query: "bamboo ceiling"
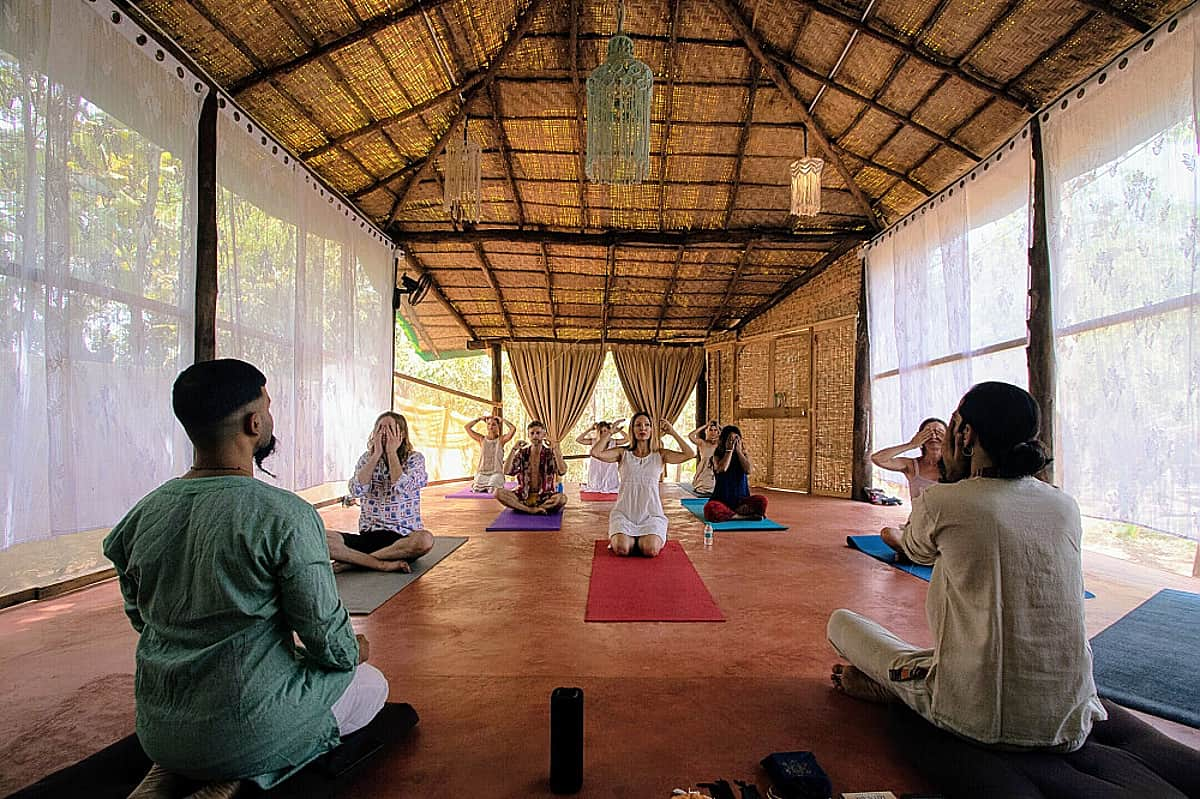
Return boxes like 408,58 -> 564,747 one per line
132,0 -> 1187,352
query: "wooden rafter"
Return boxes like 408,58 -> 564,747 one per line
956,1 -> 1023,68
714,0 -> 882,231
472,242 -> 515,339
539,242 -> 557,338
228,0 -> 455,94
722,63 -> 760,229
657,0 -> 682,231
386,0 -> 546,229
911,0 -> 954,46
349,158 -> 425,200
797,0 -> 1037,111
398,228 -> 870,246
653,246 -> 686,339
835,52 -> 908,142
401,248 -> 480,341
706,244 -> 754,335
488,83 -> 526,228
1003,11 -> 1099,94
570,0 -> 589,231
601,244 -> 615,341
182,0 -> 381,188
1075,0 -> 1150,33
735,239 -> 859,330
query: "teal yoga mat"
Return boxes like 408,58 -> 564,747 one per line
679,497 -> 787,530
1091,589 -> 1200,728
846,534 -> 1094,599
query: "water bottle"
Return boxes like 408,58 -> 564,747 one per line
703,523 -> 714,547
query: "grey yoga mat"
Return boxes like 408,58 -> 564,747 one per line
335,536 -> 468,614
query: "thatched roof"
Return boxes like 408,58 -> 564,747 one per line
131,0 -> 1186,351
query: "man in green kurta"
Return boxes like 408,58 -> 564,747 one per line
103,359 -> 388,789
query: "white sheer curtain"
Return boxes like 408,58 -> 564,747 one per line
0,0 -> 201,551
216,114 -> 392,492
1044,9 -> 1200,539
866,136 -> 1031,495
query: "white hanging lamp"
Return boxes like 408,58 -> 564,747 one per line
443,115 -> 482,223
790,126 -> 824,217
586,1 -> 653,185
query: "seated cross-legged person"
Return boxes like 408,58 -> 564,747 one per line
828,381 -> 1107,752
703,425 -> 768,522
103,359 -> 388,791
494,420 -> 567,515
466,414 -> 515,493
593,413 -> 694,557
326,412 -> 434,573
687,420 -> 722,496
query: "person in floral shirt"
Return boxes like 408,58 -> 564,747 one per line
326,412 -> 433,572
495,420 -> 567,515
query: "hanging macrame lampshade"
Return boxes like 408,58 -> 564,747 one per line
789,128 -> 824,217
443,122 -> 482,223
586,5 -> 653,185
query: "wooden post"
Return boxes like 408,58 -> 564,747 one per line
851,257 -> 873,500
1028,118 -> 1056,484
695,360 -> 708,429
490,342 -> 503,414
194,92 -> 218,363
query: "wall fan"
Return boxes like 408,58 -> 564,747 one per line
394,273 -> 432,308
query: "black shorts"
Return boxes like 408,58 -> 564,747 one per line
341,529 -> 402,554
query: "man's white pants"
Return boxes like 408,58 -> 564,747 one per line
827,608 -> 935,717
331,663 -> 389,736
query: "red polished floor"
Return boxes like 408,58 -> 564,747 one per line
2,483 -> 1198,797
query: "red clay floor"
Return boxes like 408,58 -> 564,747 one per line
2,483 -> 1198,797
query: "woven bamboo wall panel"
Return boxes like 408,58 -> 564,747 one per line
812,319 -> 855,498
771,332 -> 812,492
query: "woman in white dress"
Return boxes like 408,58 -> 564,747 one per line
590,412 -> 694,557
575,419 -> 627,493
466,415 -> 516,492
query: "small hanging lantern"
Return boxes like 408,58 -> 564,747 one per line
790,127 -> 824,217
443,116 -> 482,223
586,1 -> 653,185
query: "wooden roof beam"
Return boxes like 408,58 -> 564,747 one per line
795,0 -> 1037,111
397,227 -> 871,246
539,242 -> 558,338
1003,11 -> 1100,94
1075,0 -> 1150,33
653,246 -> 686,340
570,0 -> 589,231
657,0 -> 682,232
472,242 -> 515,339
714,0 -> 882,231
228,0 -> 455,95
735,239 -> 859,331
387,0 -> 546,229
706,244 -> 753,335
400,248 -> 480,341
601,245 -> 615,341
488,83 -> 526,228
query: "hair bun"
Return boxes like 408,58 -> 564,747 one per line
1000,439 -> 1050,478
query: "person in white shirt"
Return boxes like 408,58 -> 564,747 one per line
828,381 -> 1106,752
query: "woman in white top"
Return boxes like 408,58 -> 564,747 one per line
687,420 -> 721,495
575,419 -> 627,493
590,412 -> 694,557
872,417 -> 946,551
465,414 -> 515,493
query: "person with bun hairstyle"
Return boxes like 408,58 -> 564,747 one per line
828,382 -> 1107,752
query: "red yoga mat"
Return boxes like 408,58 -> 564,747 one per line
584,540 -> 724,622
579,491 -> 618,501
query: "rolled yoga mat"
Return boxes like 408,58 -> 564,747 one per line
335,536 -> 467,614
846,534 -> 1095,598
579,490 -> 618,501
444,482 -> 516,499
678,497 -> 787,530
1091,588 -> 1200,728
485,507 -> 564,531
584,539 -> 724,622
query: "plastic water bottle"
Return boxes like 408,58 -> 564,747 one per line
703,523 -> 714,548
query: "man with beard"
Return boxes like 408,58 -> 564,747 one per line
827,382 -> 1106,752
103,359 -> 387,790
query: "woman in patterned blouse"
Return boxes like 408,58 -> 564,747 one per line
326,412 -> 434,572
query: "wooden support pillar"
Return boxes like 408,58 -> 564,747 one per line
851,257 -> 873,500
695,361 -> 708,429
490,342 -> 503,414
1028,118 -> 1056,484
194,92 -> 218,363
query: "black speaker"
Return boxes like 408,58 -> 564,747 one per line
549,687 -> 583,793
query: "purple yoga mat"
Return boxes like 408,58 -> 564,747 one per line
485,508 -> 564,531
444,482 -> 516,499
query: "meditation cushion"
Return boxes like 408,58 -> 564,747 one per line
888,699 -> 1200,799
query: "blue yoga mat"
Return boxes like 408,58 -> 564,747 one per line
1091,589 -> 1200,728
679,498 -> 787,530
846,535 -> 1095,599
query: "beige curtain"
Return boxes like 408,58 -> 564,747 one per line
505,342 -> 605,443
612,344 -> 705,424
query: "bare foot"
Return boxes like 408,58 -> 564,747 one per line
831,663 -> 895,704
331,561 -> 355,573
379,559 -> 412,573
